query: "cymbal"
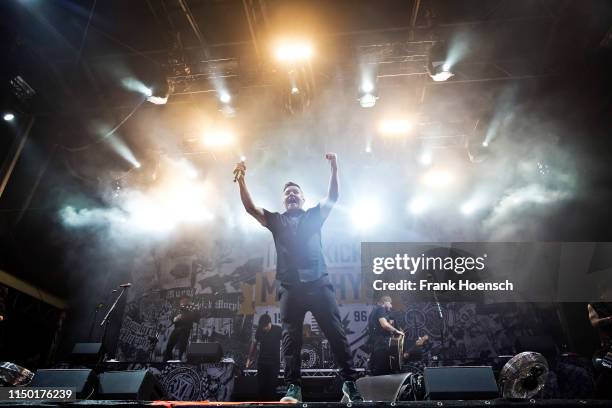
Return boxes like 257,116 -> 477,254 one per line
499,351 -> 549,399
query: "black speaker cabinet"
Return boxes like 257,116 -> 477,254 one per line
341,373 -> 413,402
186,342 -> 223,363
71,342 -> 105,364
98,370 -> 165,400
424,366 -> 499,400
30,369 -> 97,399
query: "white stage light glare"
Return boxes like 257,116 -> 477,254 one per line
442,63 -> 451,72
146,95 -> 168,105
379,119 -> 412,135
365,146 -> 372,153
461,201 -> 474,215
359,93 -> 377,108
3,113 -> 15,122
482,141 -> 489,147
219,92 -> 231,103
430,71 -> 454,82
135,162 -> 142,169
422,170 -> 453,187
351,200 -> 381,230
361,81 -> 374,93
291,86 -> 299,94
275,41 -> 313,62
460,199 -> 482,215
408,197 -> 428,215
202,129 -> 235,147
240,155 -> 246,162
419,152 -> 432,166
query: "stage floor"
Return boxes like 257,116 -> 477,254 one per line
0,400 -> 610,407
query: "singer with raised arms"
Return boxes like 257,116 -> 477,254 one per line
233,154 -> 363,403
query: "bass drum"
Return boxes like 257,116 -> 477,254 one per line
300,344 -> 319,369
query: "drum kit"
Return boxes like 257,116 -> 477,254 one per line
279,338 -> 335,369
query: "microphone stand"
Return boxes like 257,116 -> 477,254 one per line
428,273 -> 445,366
100,286 -> 128,360
88,302 -> 105,342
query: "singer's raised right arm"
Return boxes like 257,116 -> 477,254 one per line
236,163 -> 267,226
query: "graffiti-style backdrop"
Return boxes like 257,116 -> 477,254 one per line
115,232 -> 565,369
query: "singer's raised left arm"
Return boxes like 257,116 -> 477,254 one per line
320,152 -> 339,220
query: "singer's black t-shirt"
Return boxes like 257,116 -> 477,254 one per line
174,308 -> 200,330
263,204 -> 328,285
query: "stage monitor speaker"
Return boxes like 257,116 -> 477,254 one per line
424,366 -> 499,400
98,370 -> 165,400
29,369 -> 97,399
71,342 -> 105,364
186,342 -> 223,363
340,373 -> 412,402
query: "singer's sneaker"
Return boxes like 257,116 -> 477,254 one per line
342,380 -> 363,402
280,384 -> 302,403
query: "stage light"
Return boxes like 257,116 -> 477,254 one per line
219,92 -> 231,104
147,95 -> 168,105
460,199 -> 481,216
365,145 -> 372,153
202,129 -> 235,148
3,113 -> 15,122
358,79 -> 377,108
422,170 -> 453,187
408,197 -> 428,215
419,152 -> 432,166
361,81 -> 374,93
430,70 -> 454,82
240,155 -> 246,162
122,75 -> 169,104
135,162 -> 142,169
145,79 -> 170,105
379,119 -> 412,135
275,41 -> 313,62
291,86 -> 299,94
482,141 -> 489,147
427,42 -> 455,82
351,200 -> 382,230
359,93 -> 377,108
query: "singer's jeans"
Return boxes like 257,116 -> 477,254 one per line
278,278 -> 357,386
164,327 -> 190,361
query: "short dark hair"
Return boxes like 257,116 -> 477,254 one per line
258,313 -> 272,326
378,295 -> 392,304
283,181 -> 301,192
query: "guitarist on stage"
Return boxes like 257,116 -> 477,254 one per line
164,296 -> 200,361
366,295 -> 404,375
367,296 -> 429,375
